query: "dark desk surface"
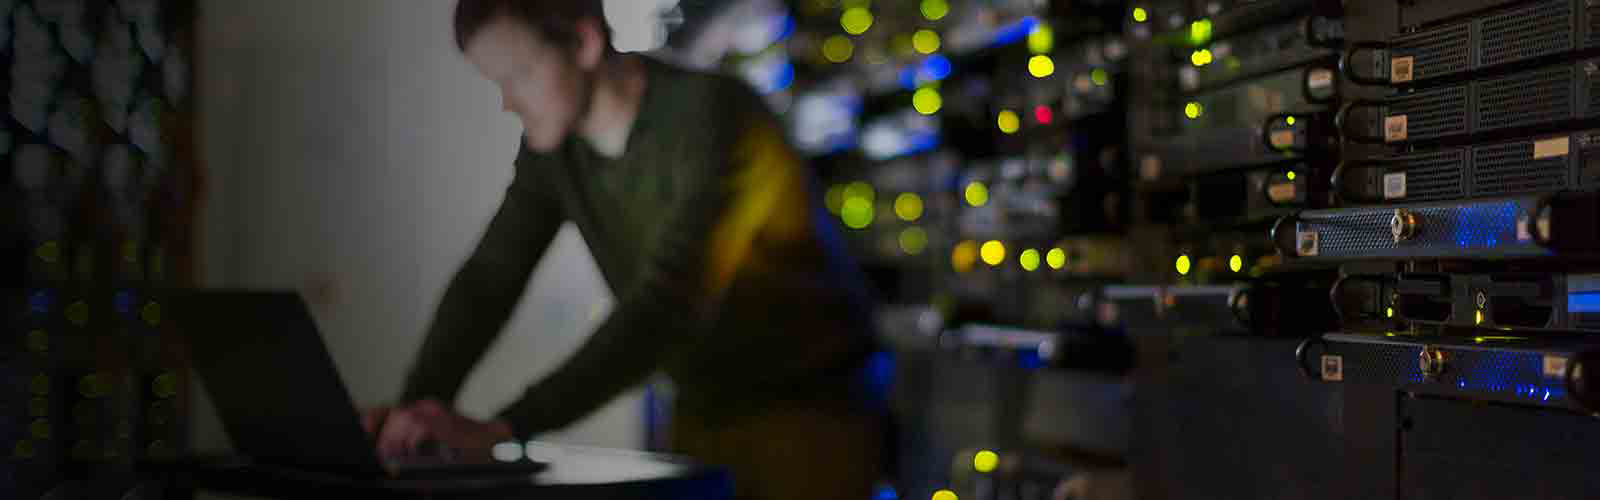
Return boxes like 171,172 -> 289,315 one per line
190,442 -> 732,500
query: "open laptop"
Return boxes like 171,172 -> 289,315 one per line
174,290 -> 548,484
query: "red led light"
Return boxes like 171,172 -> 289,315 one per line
1035,105 -> 1053,124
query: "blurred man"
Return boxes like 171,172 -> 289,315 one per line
362,1 -> 885,499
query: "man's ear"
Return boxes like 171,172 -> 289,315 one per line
573,18 -> 606,70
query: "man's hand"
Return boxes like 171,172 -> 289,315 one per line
368,399 -> 516,461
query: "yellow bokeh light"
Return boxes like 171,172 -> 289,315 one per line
894,193 -> 924,221
913,29 -> 941,54
997,110 -> 1021,134
933,490 -> 960,500
1287,171 -> 1297,180
1091,68 -> 1109,86
1175,254 -> 1192,275
1229,254 -> 1243,273
1476,309 -> 1485,325
1386,307 -> 1395,318
1190,49 -> 1213,66
1020,249 -> 1041,271
899,226 -> 928,255
1286,115 -> 1297,126
841,197 -> 874,229
1028,24 -> 1054,54
1028,55 -> 1056,78
1132,7 -> 1149,23
913,87 -> 943,115
1046,248 -> 1066,270
825,184 -> 846,214
964,182 -> 989,207
922,0 -> 950,21
1184,102 -> 1203,119
844,181 -> 875,203
1190,19 -> 1214,45
842,7 -> 874,35
981,241 -> 1006,266
822,35 -> 855,63
974,450 -> 1000,473
952,240 -> 979,273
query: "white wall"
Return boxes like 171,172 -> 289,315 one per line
192,0 -> 643,455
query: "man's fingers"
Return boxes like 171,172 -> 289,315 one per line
361,407 -> 391,435
377,410 -> 427,459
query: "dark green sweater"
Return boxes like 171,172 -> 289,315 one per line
398,58 -> 876,441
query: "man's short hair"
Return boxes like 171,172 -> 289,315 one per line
454,0 -> 610,54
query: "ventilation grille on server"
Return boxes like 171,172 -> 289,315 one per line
1335,342 -> 1423,384
1587,62 -> 1600,115
1392,22 -> 1472,81
1479,0 -> 1575,68
1299,200 -> 1525,256
1389,85 -> 1470,141
1588,2 -> 1600,49
1389,149 -> 1467,201
1477,64 -> 1575,131
1473,139 -> 1570,196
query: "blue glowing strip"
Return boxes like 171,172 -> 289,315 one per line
1569,291 -> 1600,313
989,16 -> 1040,47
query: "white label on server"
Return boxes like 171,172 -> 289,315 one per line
1385,115 -> 1408,142
1307,68 -> 1334,91
1534,136 -> 1571,159
1518,217 -> 1532,241
1321,355 -> 1344,381
1544,355 -> 1569,378
1297,231 -> 1320,257
1391,56 -> 1415,83
1383,172 -> 1407,199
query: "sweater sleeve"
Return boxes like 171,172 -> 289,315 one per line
399,142 -> 567,406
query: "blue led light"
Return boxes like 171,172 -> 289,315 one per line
28,290 -> 53,314
990,17 -> 1040,47
114,291 -> 135,314
775,14 -> 796,42
923,55 -> 952,80
771,62 -> 795,92
1570,292 -> 1600,313
900,67 -> 919,90
1450,202 -> 1519,249
874,485 -> 899,500
1017,349 -> 1045,370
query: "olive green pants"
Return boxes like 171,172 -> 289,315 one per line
669,403 -> 884,500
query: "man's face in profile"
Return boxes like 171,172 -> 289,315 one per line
463,15 -> 587,153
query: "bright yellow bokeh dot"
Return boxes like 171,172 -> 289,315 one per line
1046,248 -> 1066,270
1190,19 -> 1214,45
922,0 -> 950,21
1175,254 -> 1192,275
974,450 -> 1000,473
1386,307 -> 1395,318
1019,249 -> 1041,271
1286,171 -> 1297,181
1476,309 -> 1485,325
1028,55 -> 1055,78
1190,49 -> 1213,66
894,193 -> 924,221
844,181 -> 875,203
964,182 -> 989,207
842,7 -> 874,35
952,240 -> 979,273
1027,24 -> 1054,54
1286,115 -> 1297,126
1184,102 -> 1203,119
825,184 -> 846,214
997,110 -> 1021,134
913,87 -> 943,115
933,490 -> 959,500
822,35 -> 855,63
1132,7 -> 1149,23
899,226 -> 928,255
913,29 -> 941,54
981,241 -> 1006,266
1091,68 -> 1109,86
1229,254 -> 1243,273
841,197 -> 874,229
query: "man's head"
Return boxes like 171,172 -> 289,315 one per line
456,0 -> 612,152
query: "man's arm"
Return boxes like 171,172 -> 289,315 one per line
398,146 -> 566,406
494,114 -> 810,440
